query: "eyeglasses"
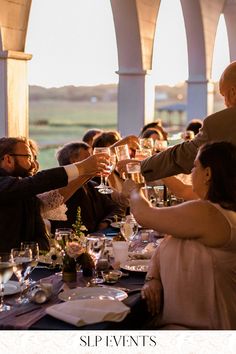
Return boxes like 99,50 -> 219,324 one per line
9,154 -> 32,162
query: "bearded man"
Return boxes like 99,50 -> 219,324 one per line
0,137 -> 109,252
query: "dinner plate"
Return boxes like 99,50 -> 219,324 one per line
4,281 -> 20,295
128,251 -> 152,260
110,222 -> 123,229
58,286 -> 128,302
120,259 -> 150,272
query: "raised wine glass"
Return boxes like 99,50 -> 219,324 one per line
98,152 -> 116,194
0,253 -> 14,312
11,248 -> 32,305
93,147 -> 110,189
86,233 -> 106,284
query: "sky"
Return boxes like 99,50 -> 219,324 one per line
25,0 -> 230,88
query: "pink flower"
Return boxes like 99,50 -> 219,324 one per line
66,242 -> 85,258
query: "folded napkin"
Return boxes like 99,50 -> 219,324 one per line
46,299 -> 130,327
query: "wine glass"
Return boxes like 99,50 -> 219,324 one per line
126,162 -> 144,184
139,138 -> 154,151
120,215 -> 139,241
0,253 -> 14,312
55,228 -> 73,251
20,242 -> 39,285
93,147 -> 110,189
86,233 -> 106,284
11,248 -> 32,305
115,144 -> 130,179
98,152 -> 116,194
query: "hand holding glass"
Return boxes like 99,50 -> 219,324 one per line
93,147 -> 110,189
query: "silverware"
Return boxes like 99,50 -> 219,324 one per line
98,284 -> 142,294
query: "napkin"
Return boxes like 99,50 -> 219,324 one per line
46,299 -> 130,327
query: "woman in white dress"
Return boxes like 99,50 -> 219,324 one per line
123,141 -> 236,329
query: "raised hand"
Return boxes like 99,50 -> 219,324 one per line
75,153 -> 110,177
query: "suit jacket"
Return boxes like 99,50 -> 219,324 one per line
141,107 -> 236,181
50,180 -> 124,233
0,167 -> 68,252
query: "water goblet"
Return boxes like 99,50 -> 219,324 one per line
11,248 -> 33,305
20,242 -> 39,285
93,147 -> 110,189
86,233 -> 106,284
0,253 -> 14,312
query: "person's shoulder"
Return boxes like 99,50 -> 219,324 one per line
204,107 -> 236,123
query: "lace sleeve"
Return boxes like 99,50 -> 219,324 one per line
37,189 -> 68,221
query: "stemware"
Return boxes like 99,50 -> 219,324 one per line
115,144 -> 130,161
98,152 -> 116,194
126,161 -> 151,191
93,147 -> 110,189
20,242 -> 39,285
86,233 -> 106,284
120,215 -> 139,241
139,138 -> 154,151
0,253 -> 14,312
11,248 -> 32,305
55,228 -> 73,250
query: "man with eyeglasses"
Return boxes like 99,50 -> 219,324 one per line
0,137 -> 110,252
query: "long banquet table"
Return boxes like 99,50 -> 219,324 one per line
0,231 -> 159,330
28,266 -> 149,330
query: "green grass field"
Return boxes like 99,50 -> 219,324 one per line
29,98 -> 225,170
29,100 -> 117,169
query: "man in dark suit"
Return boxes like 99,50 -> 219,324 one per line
141,61 -> 236,181
0,137 -> 109,251
50,142 -> 124,234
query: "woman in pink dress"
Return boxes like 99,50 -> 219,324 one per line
123,141 -> 236,329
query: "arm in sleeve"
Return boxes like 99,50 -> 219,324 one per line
141,116 -> 210,181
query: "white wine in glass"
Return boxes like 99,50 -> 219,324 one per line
93,147 -> 110,189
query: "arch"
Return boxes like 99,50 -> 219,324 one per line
111,0 -> 160,135
180,0 -> 225,120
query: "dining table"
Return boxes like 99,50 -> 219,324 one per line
0,229 -> 161,330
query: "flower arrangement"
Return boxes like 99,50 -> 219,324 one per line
61,207 -> 94,280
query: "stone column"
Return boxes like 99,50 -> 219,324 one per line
117,69 -> 155,137
0,50 -> 32,137
186,78 -> 214,120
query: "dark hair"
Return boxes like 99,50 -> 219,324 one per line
0,136 -> 27,160
56,141 -> 90,166
82,129 -> 102,145
92,131 -> 121,148
186,119 -> 202,136
140,120 -> 168,140
141,128 -> 164,140
198,141 -> 236,211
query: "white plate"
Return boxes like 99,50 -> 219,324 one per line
58,286 -> 128,302
120,259 -> 150,272
128,251 -> 152,260
110,222 -> 123,228
4,281 -> 20,295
